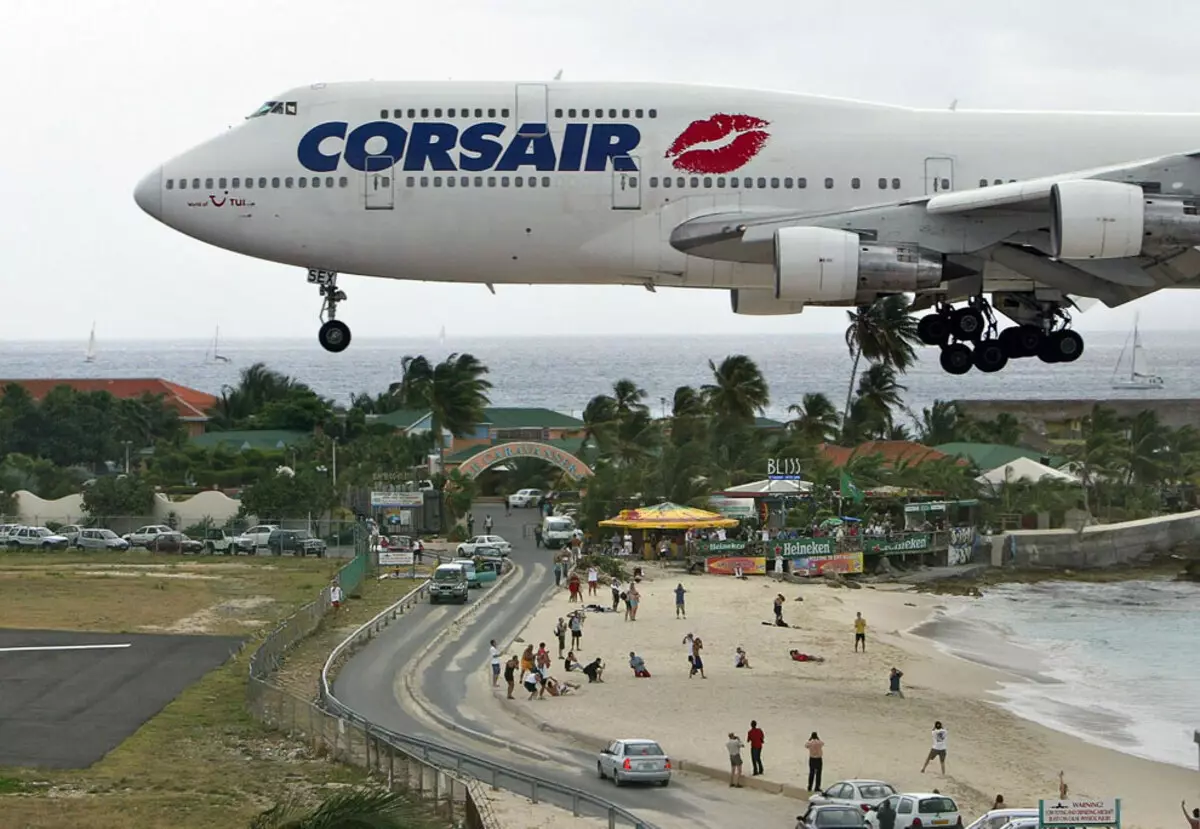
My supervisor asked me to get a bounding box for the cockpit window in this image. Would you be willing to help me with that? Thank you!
[247,102,274,119]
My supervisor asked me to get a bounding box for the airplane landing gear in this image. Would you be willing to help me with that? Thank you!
[308,268,351,353]
[919,295,1085,374]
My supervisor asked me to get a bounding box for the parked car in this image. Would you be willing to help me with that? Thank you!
[965,810,1039,829]
[429,563,469,604]
[809,780,898,814]
[596,739,671,787]
[506,488,543,508]
[798,804,868,829]
[75,528,131,551]
[203,528,237,554]
[266,528,327,557]
[234,524,279,553]
[124,525,174,547]
[147,532,204,554]
[866,794,961,829]
[456,534,511,556]
[473,554,504,583]
[57,524,84,544]
[0,524,22,544]
[8,526,70,549]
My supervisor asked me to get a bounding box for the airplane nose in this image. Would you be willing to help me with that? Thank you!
[134,166,162,219]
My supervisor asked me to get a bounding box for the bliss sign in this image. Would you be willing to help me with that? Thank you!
[766,458,803,480]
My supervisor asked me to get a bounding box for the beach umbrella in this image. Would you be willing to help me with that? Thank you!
[598,501,739,530]
[819,517,844,528]
[716,478,813,497]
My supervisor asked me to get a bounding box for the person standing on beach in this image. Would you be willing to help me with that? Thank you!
[747,720,765,776]
[725,732,745,788]
[587,565,599,596]
[610,576,621,611]
[805,731,824,791]
[887,667,904,697]
[1181,800,1200,829]
[773,594,785,625]
[674,582,687,618]
[489,639,502,687]
[627,583,641,621]
[683,633,696,673]
[774,551,784,580]
[854,612,867,652]
[569,611,583,650]
[920,721,948,774]
[691,636,707,679]
[553,617,567,657]
[503,655,518,699]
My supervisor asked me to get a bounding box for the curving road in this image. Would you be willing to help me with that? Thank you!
[335,507,801,829]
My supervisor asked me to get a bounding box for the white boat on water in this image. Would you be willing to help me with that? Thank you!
[84,323,96,363]
[207,326,231,363]
[1111,313,1164,390]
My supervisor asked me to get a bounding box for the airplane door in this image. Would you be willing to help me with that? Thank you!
[612,156,641,210]
[924,157,954,195]
[515,83,548,137]
[365,156,394,210]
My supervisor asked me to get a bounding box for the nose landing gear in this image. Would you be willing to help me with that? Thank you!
[308,268,351,353]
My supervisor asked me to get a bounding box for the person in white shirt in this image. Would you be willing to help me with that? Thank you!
[921,720,949,774]
[489,639,502,687]
[329,582,344,610]
[522,669,544,700]
[586,566,599,596]
[726,732,745,787]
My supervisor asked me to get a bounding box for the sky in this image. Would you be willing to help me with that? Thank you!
[5,0,1200,341]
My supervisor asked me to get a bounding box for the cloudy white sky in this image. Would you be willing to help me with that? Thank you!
[5,0,1200,341]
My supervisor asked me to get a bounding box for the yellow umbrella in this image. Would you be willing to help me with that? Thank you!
[598,501,739,530]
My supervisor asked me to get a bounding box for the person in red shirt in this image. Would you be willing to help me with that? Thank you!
[747,720,765,776]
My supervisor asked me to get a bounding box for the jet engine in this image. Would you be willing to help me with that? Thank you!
[1143,196,1200,250]
[773,226,943,303]
[730,289,806,315]
[1049,180,1144,260]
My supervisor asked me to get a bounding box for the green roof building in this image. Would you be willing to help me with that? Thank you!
[934,442,1065,470]
[190,429,308,452]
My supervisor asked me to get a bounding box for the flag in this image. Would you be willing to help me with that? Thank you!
[840,470,865,504]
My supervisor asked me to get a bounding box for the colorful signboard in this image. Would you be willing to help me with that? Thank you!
[766,457,804,480]
[705,556,766,576]
[457,441,594,479]
[792,552,864,576]
[708,496,756,519]
[378,550,414,566]
[695,539,747,554]
[770,537,836,558]
[1038,798,1120,828]
[370,491,424,507]
[864,533,933,554]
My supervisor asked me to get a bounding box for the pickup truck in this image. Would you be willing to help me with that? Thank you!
[234,524,279,553]
[203,529,236,554]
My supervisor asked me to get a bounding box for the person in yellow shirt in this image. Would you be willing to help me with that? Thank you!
[854,612,867,652]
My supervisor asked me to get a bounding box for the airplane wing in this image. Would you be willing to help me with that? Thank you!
[672,149,1200,309]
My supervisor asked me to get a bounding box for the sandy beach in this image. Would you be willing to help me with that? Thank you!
[490,567,1197,829]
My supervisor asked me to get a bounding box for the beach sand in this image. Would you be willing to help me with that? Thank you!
[484,787,610,828]
[492,568,1196,829]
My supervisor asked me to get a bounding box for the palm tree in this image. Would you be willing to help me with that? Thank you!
[842,295,921,426]
[610,379,649,420]
[787,393,841,445]
[249,788,435,829]
[396,353,492,462]
[669,385,708,447]
[844,364,907,440]
[916,400,969,446]
[702,355,770,425]
[580,394,618,454]
[1061,404,1124,516]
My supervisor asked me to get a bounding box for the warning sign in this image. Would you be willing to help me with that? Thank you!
[1039,798,1120,828]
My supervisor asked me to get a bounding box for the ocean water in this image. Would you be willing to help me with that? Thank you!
[916,580,1200,769]
[2,330,1199,421]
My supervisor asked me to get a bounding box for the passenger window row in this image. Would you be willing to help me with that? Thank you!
[404,175,554,189]
[382,107,511,120]
[553,107,657,119]
[979,178,1017,186]
[648,175,903,191]
[167,176,350,190]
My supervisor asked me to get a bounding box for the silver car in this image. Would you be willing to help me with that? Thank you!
[809,780,898,813]
[75,528,131,551]
[596,739,670,787]
[798,804,868,829]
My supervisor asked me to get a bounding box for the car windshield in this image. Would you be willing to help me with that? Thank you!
[920,798,957,814]
[859,785,894,799]
[99,530,117,538]
[546,519,573,531]
[623,742,663,756]
[815,809,863,827]
[434,569,462,582]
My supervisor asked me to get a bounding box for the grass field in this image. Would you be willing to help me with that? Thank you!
[0,551,440,828]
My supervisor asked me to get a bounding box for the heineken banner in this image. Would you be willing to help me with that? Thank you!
[864,533,933,554]
[694,539,747,554]
[769,537,836,559]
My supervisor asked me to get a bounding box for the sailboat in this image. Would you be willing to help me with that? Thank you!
[84,323,96,363]
[1111,313,1164,390]
[438,325,446,346]
[208,326,231,363]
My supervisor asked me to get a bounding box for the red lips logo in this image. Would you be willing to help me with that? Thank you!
[665,113,770,175]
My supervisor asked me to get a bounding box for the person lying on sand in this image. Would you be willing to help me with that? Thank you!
[544,676,581,696]
[735,647,751,668]
[789,649,825,663]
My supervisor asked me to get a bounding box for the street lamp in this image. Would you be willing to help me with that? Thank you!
[121,440,132,474]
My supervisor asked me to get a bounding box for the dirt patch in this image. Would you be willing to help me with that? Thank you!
[75,570,224,580]
[143,596,276,634]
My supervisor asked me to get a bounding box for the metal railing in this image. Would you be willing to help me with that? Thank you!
[318,562,660,829]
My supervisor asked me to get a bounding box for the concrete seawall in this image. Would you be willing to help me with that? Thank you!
[992,509,1200,568]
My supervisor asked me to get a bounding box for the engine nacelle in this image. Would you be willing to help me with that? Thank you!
[773,226,943,303]
[1049,180,1144,260]
[1143,196,1200,249]
[730,289,806,315]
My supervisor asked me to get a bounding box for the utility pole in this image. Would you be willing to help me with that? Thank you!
[122,441,132,474]
[1194,729,1199,770]
[332,438,339,487]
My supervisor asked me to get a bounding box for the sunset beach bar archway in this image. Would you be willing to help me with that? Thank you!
[455,441,594,480]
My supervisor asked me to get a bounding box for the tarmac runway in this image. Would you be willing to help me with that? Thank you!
[0,628,243,768]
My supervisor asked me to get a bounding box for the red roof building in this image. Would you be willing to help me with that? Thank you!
[0,378,218,436]
[817,440,964,468]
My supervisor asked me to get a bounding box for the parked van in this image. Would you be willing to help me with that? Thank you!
[429,563,469,604]
[542,515,576,549]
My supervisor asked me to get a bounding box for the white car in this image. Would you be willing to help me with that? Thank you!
[234,524,280,553]
[58,524,84,544]
[866,793,961,829]
[965,810,1039,829]
[456,535,511,556]
[596,738,671,787]
[506,488,543,508]
[8,526,69,549]
[0,524,21,544]
[124,524,174,547]
[75,528,131,551]
[809,780,898,814]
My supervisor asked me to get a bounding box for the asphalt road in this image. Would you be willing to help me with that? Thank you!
[0,628,243,768]
[336,506,801,829]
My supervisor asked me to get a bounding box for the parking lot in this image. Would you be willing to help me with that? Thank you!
[0,628,243,768]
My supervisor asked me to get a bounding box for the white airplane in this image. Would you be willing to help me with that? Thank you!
[134,81,1200,373]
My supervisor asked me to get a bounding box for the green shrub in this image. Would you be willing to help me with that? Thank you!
[574,554,628,580]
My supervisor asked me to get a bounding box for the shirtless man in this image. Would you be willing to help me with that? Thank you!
[1181,800,1200,829]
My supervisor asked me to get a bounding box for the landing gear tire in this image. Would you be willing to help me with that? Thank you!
[318,320,351,353]
[939,343,974,375]
[1015,325,1043,357]
[917,313,950,346]
[972,340,1008,373]
[951,307,985,342]
[1043,329,1084,363]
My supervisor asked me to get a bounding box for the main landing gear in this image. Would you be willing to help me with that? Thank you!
[308,268,351,353]
[916,298,1084,375]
